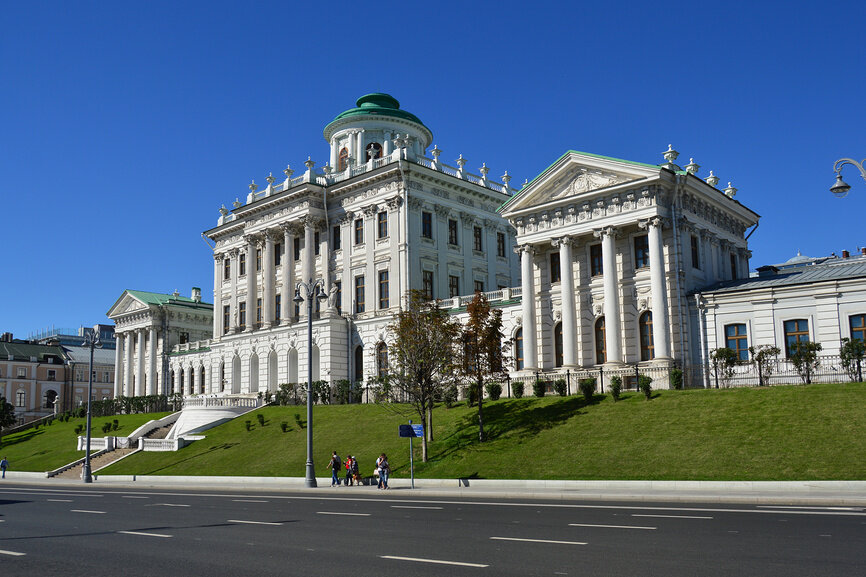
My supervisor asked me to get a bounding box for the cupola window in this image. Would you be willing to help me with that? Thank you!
[338,147,349,171]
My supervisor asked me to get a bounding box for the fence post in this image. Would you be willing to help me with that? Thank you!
[599,366,604,394]
[566,369,571,396]
[634,364,639,390]
[714,363,719,389]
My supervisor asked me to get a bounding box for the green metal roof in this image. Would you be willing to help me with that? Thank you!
[126,290,209,307]
[0,341,66,362]
[327,93,428,129]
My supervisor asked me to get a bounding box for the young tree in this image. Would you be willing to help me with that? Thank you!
[840,337,865,382]
[710,347,739,388]
[0,396,15,447]
[749,344,781,386]
[386,290,461,462]
[789,341,823,384]
[460,292,509,442]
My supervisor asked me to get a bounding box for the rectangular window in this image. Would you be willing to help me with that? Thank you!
[256,298,262,326]
[497,232,506,257]
[449,275,460,298]
[275,295,281,321]
[634,235,649,269]
[474,280,484,293]
[103,371,110,383]
[47,369,56,381]
[725,323,749,361]
[378,270,389,309]
[239,252,246,276]
[17,367,26,378]
[421,211,433,239]
[473,226,483,251]
[179,332,189,344]
[16,391,25,407]
[256,248,262,271]
[691,235,701,269]
[448,219,459,245]
[354,218,364,245]
[314,231,320,255]
[784,319,809,357]
[355,276,365,313]
[333,225,341,251]
[223,305,230,334]
[730,253,738,280]
[851,314,866,342]
[223,258,230,280]
[293,237,301,261]
[75,370,83,382]
[239,302,246,331]
[377,211,388,238]
[550,252,561,283]
[422,270,434,300]
[335,281,342,314]
[590,244,603,276]
[275,243,282,266]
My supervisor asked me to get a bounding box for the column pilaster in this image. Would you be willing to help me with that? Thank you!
[263,231,275,328]
[147,327,158,395]
[244,234,256,332]
[213,253,223,338]
[229,249,239,334]
[124,332,134,397]
[643,218,671,360]
[136,328,146,396]
[517,244,538,370]
[113,335,123,397]
[553,236,577,367]
[280,223,295,325]
[595,227,623,364]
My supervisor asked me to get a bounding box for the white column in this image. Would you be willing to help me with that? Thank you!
[229,249,239,333]
[341,217,352,313]
[647,218,671,360]
[213,253,222,338]
[147,327,158,395]
[124,333,134,397]
[244,235,256,331]
[518,245,538,370]
[280,223,293,325]
[383,131,392,156]
[554,237,577,367]
[136,328,146,396]
[329,137,337,169]
[597,227,623,364]
[114,336,123,397]
[356,130,364,163]
[263,232,275,328]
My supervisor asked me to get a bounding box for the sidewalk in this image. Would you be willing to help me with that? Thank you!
[4,472,865,506]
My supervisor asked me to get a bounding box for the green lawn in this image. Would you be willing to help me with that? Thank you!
[0,413,171,472]
[94,383,866,481]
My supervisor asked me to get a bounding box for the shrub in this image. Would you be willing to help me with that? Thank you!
[294,413,304,429]
[579,378,597,403]
[710,347,739,388]
[245,420,252,431]
[468,383,479,406]
[74,424,84,435]
[789,341,823,384]
[669,368,683,390]
[840,337,866,382]
[112,419,119,431]
[512,381,525,399]
[749,344,781,386]
[256,413,265,427]
[639,375,653,400]
[280,422,289,433]
[554,379,568,397]
[609,376,622,401]
[485,382,502,401]
[101,422,111,434]
[443,384,459,408]
[533,379,546,398]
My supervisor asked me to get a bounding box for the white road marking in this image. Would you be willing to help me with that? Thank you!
[228,519,283,526]
[317,511,371,516]
[490,536,587,545]
[820,534,832,537]
[0,549,26,557]
[122,496,149,499]
[632,514,713,519]
[381,555,488,568]
[47,499,73,502]
[118,531,173,538]
[71,510,106,514]
[151,503,190,507]
[569,523,655,530]
[391,505,443,510]
[757,505,862,511]
[232,499,268,503]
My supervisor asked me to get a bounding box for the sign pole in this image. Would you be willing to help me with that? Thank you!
[409,420,415,489]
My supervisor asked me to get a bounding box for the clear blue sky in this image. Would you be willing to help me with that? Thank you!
[3,1,864,338]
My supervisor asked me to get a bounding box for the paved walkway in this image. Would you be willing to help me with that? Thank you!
[3,472,864,506]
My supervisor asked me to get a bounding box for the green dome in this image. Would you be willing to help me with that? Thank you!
[324,94,432,142]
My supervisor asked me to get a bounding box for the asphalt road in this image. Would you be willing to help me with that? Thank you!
[1,484,864,576]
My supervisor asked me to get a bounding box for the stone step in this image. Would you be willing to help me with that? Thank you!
[54,448,138,479]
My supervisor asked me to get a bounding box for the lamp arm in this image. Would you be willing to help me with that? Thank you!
[834,158,866,181]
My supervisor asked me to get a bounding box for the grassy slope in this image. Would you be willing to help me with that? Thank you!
[95,384,866,481]
[0,413,171,472]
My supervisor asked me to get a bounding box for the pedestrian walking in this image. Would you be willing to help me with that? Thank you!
[344,455,354,486]
[1,456,8,479]
[351,455,360,486]
[377,453,390,489]
[327,451,342,486]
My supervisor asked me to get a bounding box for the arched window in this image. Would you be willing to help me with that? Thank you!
[354,346,364,384]
[514,328,524,370]
[338,147,349,171]
[199,366,206,394]
[595,317,606,364]
[219,363,225,392]
[639,311,654,361]
[169,370,175,395]
[365,142,382,162]
[376,342,388,378]
[554,322,563,367]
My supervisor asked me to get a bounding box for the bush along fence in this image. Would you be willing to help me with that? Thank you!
[503,364,675,398]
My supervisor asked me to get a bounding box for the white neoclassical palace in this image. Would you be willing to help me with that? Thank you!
[108,94,866,398]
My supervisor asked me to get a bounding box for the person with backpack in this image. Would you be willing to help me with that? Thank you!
[327,451,342,486]
[344,455,354,486]
[351,455,360,486]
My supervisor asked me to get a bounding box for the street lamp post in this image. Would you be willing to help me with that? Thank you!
[294,277,327,488]
[81,326,101,483]
[830,157,866,198]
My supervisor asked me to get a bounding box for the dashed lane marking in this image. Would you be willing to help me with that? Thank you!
[490,536,587,545]
[0,549,26,557]
[232,499,269,503]
[122,496,150,499]
[149,503,190,507]
[118,531,173,538]
[632,514,713,520]
[71,510,106,514]
[317,511,371,516]
[569,523,655,530]
[391,505,443,510]
[380,555,488,568]
[47,499,73,502]
[228,519,283,526]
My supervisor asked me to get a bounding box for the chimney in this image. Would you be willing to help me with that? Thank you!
[842,250,850,259]
[192,287,202,303]
[861,247,866,256]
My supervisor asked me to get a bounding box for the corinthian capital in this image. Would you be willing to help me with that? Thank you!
[551,236,574,249]
[513,244,535,256]
[592,226,619,239]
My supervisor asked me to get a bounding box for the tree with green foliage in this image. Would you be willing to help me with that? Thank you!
[749,344,781,386]
[386,290,462,461]
[0,396,15,446]
[579,377,597,403]
[789,341,823,384]
[710,347,739,388]
[609,376,622,401]
[840,337,865,382]
[639,375,653,400]
[460,292,509,442]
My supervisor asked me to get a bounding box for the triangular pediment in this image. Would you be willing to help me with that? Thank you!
[500,151,660,216]
[106,292,150,319]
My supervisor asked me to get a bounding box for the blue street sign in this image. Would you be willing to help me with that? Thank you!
[399,424,416,437]
[411,424,423,438]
